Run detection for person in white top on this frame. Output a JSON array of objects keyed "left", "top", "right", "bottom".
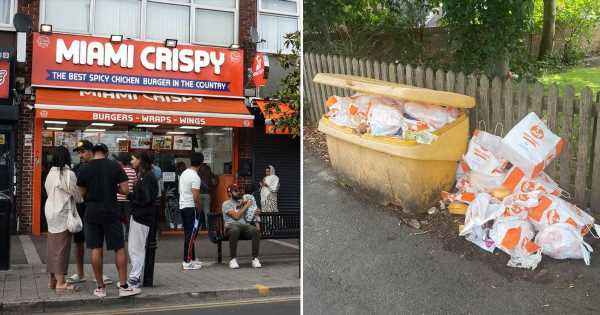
[
  {"left": 44, "top": 146, "right": 83, "bottom": 294},
  {"left": 178, "top": 152, "right": 204, "bottom": 270}
]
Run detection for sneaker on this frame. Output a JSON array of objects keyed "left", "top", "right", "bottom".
[
  {"left": 93, "top": 287, "right": 106, "bottom": 298},
  {"left": 252, "top": 258, "right": 262, "bottom": 268},
  {"left": 182, "top": 261, "right": 201, "bottom": 270},
  {"left": 193, "top": 259, "right": 203, "bottom": 268},
  {"left": 229, "top": 258, "right": 240, "bottom": 269},
  {"left": 66, "top": 274, "right": 86, "bottom": 284},
  {"left": 93, "top": 275, "right": 113, "bottom": 285},
  {"left": 176, "top": 224, "right": 183, "bottom": 230},
  {"left": 128, "top": 278, "right": 141, "bottom": 289},
  {"left": 169, "top": 223, "right": 175, "bottom": 229},
  {"left": 119, "top": 285, "right": 141, "bottom": 297}
]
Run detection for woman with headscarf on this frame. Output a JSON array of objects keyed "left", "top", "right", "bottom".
[
  {"left": 44, "top": 146, "right": 82, "bottom": 293},
  {"left": 260, "top": 165, "right": 280, "bottom": 212}
]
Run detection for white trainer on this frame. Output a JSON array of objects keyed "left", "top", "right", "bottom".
[
  {"left": 229, "top": 258, "right": 240, "bottom": 269},
  {"left": 182, "top": 261, "right": 201, "bottom": 270},
  {"left": 252, "top": 258, "right": 262, "bottom": 268},
  {"left": 193, "top": 259, "right": 203, "bottom": 268},
  {"left": 93, "top": 287, "right": 106, "bottom": 298},
  {"left": 119, "top": 285, "right": 141, "bottom": 297}
]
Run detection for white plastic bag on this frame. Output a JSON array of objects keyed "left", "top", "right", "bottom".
[
  {"left": 66, "top": 206, "right": 83, "bottom": 233},
  {"left": 490, "top": 215, "right": 541, "bottom": 270},
  {"left": 502, "top": 166, "right": 563, "bottom": 196},
  {"left": 463, "top": 142, "right": 502, "bottom": 175},
  {"left": 404, "top": 102, "right": 460, "bottom": 130},
  {"left": 471, "top": 129, "right": 503, "bottom": 156},
  {"left": 460, "top": 193, "right": 504, "bottom": 236},
  {"left": 325, "top": 96, "right": 353, "bottom": 127},
  {"left": 527, "top": 194, "right": 597, "bottom": 234},
  {"left": 535, "top": 223, "right": 593, "bottom": 265},
  {"left": 465, "top": 225, "right": 496, "bottom": 253},
  {"left": 367, "top": 104, "right": 404, "bottom": 136},
  {"left": 500, "top": 112, "right": 564, "bottom": 178},
  {"left": 469, "top": 170, "right": 505, "bottom": 193}
]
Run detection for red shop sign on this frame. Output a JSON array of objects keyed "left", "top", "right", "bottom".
[
  {"left": 251, "top": 53, "right": 269, "bottom": 87},
  {"left": 0, "top": 61, "right": 10, "bottom": 99},
  {"left": 32, "top": 33, "right": 244, "bottom": 98}
]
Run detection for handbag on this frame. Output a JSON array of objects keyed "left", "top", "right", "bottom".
[{"left": 66, "top": 199, "right": 83, "bottom": 233}]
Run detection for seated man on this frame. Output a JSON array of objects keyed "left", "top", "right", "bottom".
[{"left": 222, "top": 184, "right": 262, "bottom": 269}]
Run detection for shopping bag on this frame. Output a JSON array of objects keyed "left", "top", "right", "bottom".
[
  {"left": 500, "top": 112, "right": 564, "bottom": 178},
  {"left": 527, "top": 194, "right": 596, "bottom": 234},
  {"left": 66, "top": 206, "right": 83, "bottom": 233},
  {"left": 535, "top": 223, "right": 593, "bottom": 265},
  {"left": 502, "top": 166, "right": 563, "bottom": 196},
  {"left": 404, "top": 102, "right": 461, "bottom": 130},
  {"left": 460, "top": 193, "right": 504, "bottom": 236},
  {"left": 490, "top": 215, "right": 541, "bottom": 270},
  {"left": 367, "top": 103, "right": 404, "bottom": 136},
  {"left": 463, "top": 142, "right": 502, "bottom": 175}
]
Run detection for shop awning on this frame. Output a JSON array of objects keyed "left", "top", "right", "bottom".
[
  {"left": 34, "top": 89, "right": 254, "bottom": 127},
  {"left": 256, "top": 100, "right": 294, "bottom": 135}
]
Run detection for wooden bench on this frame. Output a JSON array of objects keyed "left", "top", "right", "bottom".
[{"left": 207, "top": 212, "right": 300, "bottom": 263}]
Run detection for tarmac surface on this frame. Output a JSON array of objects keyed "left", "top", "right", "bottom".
[{"left": 303, "top": 151, "right": 600, "bottom": 315}]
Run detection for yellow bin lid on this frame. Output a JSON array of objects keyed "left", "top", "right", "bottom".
[{"left": 313, "top": 73, "right": 476, "bottom": 109}]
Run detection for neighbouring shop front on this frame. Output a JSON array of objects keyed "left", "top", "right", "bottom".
[{"left": 30, "top": 32, "right": 253, "bottom": 235}]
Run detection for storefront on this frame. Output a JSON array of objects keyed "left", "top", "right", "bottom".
[{"left": 30, "top": 32, "right": 253, "bottom": 235}]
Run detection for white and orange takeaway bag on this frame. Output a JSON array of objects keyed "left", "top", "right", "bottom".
[
  {"left": 500, "top": 112, "right": 564, "bottom": 178},
  {"left": 490, "top": 215, "right": 542, "bottom": 270},
  {"left": 527, "top": 194, "right": 599, "bottom": 235},
  {"left": 535, "top": 223, "right": 594, "bottom": 265}
]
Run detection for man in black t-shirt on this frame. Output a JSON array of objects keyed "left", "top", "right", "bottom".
[{"left": 77, "top": 143, "right": 140, "bottom": 298}]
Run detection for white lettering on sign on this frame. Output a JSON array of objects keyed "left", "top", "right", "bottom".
[
  {"left": 93, "top": 112, "right": 134, "bottom": 122},
  {"left": 178, "top": 117, "right": 207, "bottom": 125},
  {"left": 56, "top": 39, "right": 226, "bottom": 74}
]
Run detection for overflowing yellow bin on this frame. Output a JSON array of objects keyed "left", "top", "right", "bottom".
[{"left": 315, "top": 74, "right": 476, "bottom": 213}]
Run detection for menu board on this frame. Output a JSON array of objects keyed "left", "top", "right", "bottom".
[
  {"left": 130, "top": 132, "right": 152, "bottom": 149},
  {"left": 173, "top": 136, "right": 193, "bottom": 151},
  {"left": 152, "top": 136, "right": 173, "bottom": 150},
  {"left": 118, "top": 139, "right": 130, "bottom": 152},
  {"left": 42, "top": 131, "right": 54, "bottom": 147},
  {"left": 81, "top": 132, "right": 100, "bottom": 145}
]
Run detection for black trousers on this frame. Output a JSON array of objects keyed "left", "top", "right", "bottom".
[
  {"left": 181, "top": 207, "right": 198, "bottom": 262},
  {"left": 225, "top": 224, "right": 260, "bottom": 259}
]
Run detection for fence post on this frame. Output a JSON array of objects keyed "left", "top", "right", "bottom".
[
  {"left": 446, "top": 70, "right": 456, "bottom": 93},
  {"left": 425, "top": 67, "right": 434, "bottom": 89},
  {"left": 503, "top": 78, "right": 514, "bottom": 130},
  {"left": 591, "top": 92, "right": 600, "bottom": 214},
  {"left": 547, "top": 84, "right": 559, "bottom": 178},
  {"left": 491, "top": 77, "right": 503, "bottom": 134},
  {"left": 559, "top": 86, "right": 575, "bottom": 193},
  {"left": 405, "top": 64, "right": 414, "bottom": 86},
  {"left": 478, "top": 75, "right": 490, "bottom": 129},
  {"left": 575, "top": 88, "right": 593, "bottom": 207}
]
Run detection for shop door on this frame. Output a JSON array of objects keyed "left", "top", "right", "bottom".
[
  {"left": 0, "top": 126, "right": 15, "bottom": 233},
  {"left": 252, "top": 125, "right": 300, "bottom": 212}
]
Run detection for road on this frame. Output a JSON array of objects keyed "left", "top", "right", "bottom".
[
  {"left": 54, "top": 297, "right": 300, "bottom": 315},
  {"left": 303, "top": 151, "right": 600, "bottom": 315}
]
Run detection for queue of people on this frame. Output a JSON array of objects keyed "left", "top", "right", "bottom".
[{"left": 43, "top": 141, "right": 279, "bottom": 298}]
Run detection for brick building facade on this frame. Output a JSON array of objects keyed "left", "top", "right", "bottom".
[{"left": 9, "top": 0, "right": 299, "bottom": 235}]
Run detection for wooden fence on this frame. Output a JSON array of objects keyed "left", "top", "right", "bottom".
[{"left": 303, "top": 53, "right": 600, "bottom": 213}]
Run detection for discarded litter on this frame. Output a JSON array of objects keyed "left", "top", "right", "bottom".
[
  {"left": 442, "top": 112, "right": 599, "bottom": 268},
  {"left": 324, "top": 94, "right": 461, "bottom": 143}
]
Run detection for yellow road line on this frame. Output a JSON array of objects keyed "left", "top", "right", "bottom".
[{"left": 62, "top": 296, "right": 301, "bottom": 315}]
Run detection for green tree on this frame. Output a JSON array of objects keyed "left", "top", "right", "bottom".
[
  {"left": 265, "top": 31, "right": 300, "bottom": 137},
  {"left": 538, "top": 0, "right": 556, "bottom": 59},
  {"left": 440, "top": 0, "right": 535, "bottom": 77}
]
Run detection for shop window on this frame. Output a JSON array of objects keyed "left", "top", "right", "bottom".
[
  {"left": 41, "top": 0, "right": 238, "bottom": 47},
  {"left": 94, "top": 0, "right": 141, "bottom": 39},
  {"left": 44, "top": 0, "right": 91, "bottom": 34},
  {"left": 258, "top": 0, "right": 299, "bottom": 54},
  {"left": 146, "top": 2, "right": 190, "bottom": 42},
  {"left": 194, "top": 9, "right": 234, "bottom": 46},
  {"left": 195, "top": 127, "right": 233, "bottom": 175}
]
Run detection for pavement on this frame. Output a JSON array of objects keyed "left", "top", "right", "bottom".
[
  {"left": 0, "top": 234, "right": 300, "bottom": 314},
  {"left": 303, "top": 151, "right": 600, "bottom": 315}
]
